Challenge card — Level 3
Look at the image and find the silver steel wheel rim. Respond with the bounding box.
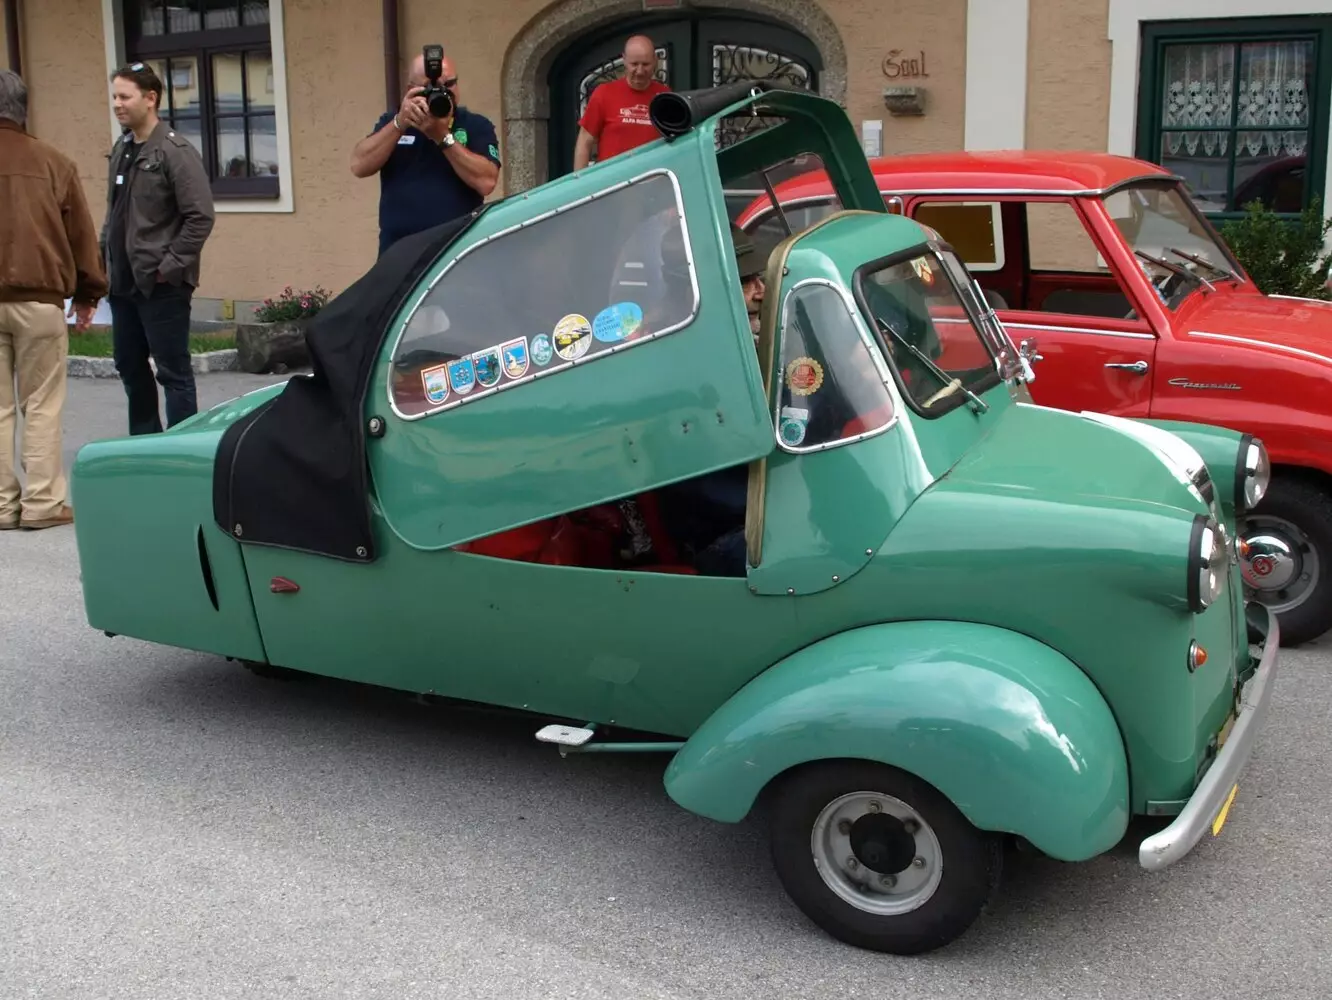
[1241,513,1321,614]
[810,791,943,916]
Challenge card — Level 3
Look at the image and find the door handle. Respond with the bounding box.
[1105,361,1149,374]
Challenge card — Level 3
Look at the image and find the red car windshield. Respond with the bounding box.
[1101,182,1243,309]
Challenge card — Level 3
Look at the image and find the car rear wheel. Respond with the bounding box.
[1240,476,1332,646]
[768,760,1001,955]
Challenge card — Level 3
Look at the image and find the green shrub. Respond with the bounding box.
[1219,197,1332,300]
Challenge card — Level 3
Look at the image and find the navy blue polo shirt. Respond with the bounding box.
[370,106,502,255]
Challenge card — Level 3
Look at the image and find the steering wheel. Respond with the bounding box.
[1124,262,1187,320]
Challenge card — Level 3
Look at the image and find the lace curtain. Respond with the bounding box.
[1161,39,1311,160]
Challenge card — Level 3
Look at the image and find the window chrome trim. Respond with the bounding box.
[1189,330,1332,367]
[1270,294,1332,307]
[738,174,1188,232]
[384,168,701,422]
[774,276,901,456]
[1001,321,1156,341]
[872,173,1185,198]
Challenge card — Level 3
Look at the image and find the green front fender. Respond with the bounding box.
[664,621,1130,862]
[1137,418,1245,522]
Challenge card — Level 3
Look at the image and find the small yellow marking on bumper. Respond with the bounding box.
[1212,783,1239,837]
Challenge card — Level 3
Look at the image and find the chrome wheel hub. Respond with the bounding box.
[1241,515,1320,613]
[810,792,943,916]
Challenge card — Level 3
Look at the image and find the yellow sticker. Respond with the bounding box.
[1212,783,1239,837]
[786,357,824,396]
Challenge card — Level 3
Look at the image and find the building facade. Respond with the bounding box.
[2,0,1329,314]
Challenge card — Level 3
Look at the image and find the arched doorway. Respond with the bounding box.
[545,10,824,180]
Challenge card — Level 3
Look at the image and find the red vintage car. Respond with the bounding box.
[736,151,1332,645]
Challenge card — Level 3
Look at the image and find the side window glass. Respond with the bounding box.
[913,201,1003,272]
[390,171,697,417]
[1025,201,1134,319]
[776,282,895,450]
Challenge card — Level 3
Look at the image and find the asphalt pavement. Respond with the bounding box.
[2,373,1330,998]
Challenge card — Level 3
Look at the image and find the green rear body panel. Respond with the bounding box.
[663,620,1130,862]
[70,383,283,662]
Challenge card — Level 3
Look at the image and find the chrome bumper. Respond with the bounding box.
[1138,603,1280,871]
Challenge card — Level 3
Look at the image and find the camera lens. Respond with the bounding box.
[429,89,453,118]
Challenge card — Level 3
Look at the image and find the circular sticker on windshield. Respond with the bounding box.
[779,417,807,446]
[531,333,554,366]
[786,357,824,396]
[593,302,644,343]
[553,313,593,361]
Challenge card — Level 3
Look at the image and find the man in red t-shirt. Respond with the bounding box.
[573,34,671,169]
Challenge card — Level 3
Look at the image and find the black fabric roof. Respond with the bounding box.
[212,209,486,563]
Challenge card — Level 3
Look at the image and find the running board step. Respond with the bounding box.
[535,724,596,747]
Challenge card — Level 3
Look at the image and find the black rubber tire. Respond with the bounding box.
[768,760,1002,955]
[1242,476,1332,647]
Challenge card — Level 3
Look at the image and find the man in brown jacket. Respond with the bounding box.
[100,63,214,435]
[0,69,107,531]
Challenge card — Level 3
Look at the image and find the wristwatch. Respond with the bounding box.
[440,131,457,149]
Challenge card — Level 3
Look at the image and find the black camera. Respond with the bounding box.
[420,44,455,119]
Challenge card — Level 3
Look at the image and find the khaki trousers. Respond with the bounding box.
[0,301,69,523]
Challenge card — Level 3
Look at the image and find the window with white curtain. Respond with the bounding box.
[1138,17,1332,218]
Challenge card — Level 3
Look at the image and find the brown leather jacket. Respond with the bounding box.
[99,120,215,297]
[0,119,108,307]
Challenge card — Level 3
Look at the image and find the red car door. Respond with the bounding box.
[907,194,1159,417]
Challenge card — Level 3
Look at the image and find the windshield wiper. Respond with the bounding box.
[1134,249,1215,293]
[872,313,988,413]
[1165,246,1236,282]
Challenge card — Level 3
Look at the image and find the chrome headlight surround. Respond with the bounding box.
[1235,434,1271,511]
[1188,515,1228,612]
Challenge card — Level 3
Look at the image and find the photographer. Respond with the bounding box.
[351,47,501,256]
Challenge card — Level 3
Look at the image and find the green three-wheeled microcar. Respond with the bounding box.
[72,80,1279,955]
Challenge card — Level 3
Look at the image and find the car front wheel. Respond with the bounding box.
[768,760,1001,955]
[1240,476,1332,646]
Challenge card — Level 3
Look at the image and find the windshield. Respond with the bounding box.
[855,248,1002,417]
[1101,182,1242,310]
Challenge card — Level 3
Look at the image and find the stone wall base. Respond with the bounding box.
[66,350,240,378]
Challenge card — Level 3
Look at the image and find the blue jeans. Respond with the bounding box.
[109,283,197,435]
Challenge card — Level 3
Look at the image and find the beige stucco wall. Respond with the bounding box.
[844,0,966,155]
[12,0,973,301]
[1025,0,1111,151]
[200,0,385,299]
[21,0,109,232]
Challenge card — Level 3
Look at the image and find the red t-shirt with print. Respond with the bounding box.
[579,77,672,161]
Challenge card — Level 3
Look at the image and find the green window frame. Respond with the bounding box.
[1135,15,1332,222]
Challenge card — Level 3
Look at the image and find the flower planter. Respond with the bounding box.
[235,318,313,374]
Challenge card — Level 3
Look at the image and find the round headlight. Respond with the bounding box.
[1237,435,1271,510]
[1189,516,1228,612]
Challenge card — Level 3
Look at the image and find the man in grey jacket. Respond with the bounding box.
[100,62,215,435]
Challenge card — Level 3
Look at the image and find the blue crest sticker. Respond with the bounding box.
[448,357,476,395]
[473,347,502,388]
[501,337,529,379]
[421,364,450,405]
[531,334,554,366]
[593,302,644,343]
